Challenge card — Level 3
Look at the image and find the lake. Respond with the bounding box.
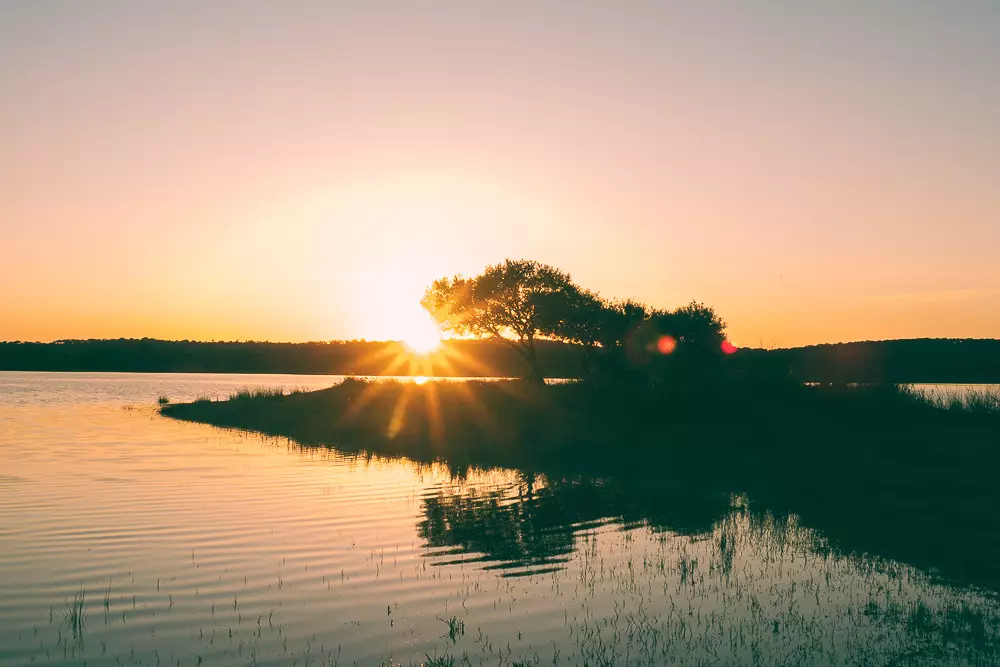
[2,372,999,666]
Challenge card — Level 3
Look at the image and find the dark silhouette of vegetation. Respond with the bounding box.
[150,258,1000,591]
[0,338,586,377]
[422,259,732,383]
[735,338,1000,384]
[3,337,1000,382]
[422,260,590,382]
[568,298,729,385]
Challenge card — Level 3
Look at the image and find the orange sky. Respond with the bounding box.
[2,2,999,348]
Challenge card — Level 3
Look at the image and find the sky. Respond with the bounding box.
[2,1,998,348]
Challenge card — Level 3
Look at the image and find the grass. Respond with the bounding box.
[439,615,465,643]
[163,378,999,470]
[228,386,288,401]
[65,585,86,639]
[184,386,305,405]
[925,387,1000,415]
[161,378,1000,589]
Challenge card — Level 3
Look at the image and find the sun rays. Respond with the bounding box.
[335,341,522,447]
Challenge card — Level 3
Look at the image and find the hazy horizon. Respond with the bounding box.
[3,2,999,347]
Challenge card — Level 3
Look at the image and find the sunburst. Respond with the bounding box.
[337,338,511,447]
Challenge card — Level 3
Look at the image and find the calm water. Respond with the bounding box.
[2,372,999,667]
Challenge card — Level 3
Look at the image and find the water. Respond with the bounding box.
[2,372,999,666]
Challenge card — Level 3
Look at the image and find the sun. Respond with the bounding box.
[400,311,443,355]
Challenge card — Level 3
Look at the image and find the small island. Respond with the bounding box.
[163,260,1000,590]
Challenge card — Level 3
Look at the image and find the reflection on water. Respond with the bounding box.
[418,475,732,575]
[1,372,999,666]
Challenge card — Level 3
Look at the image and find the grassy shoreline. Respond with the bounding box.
[162,379,1000,589]
[162,378,998,466]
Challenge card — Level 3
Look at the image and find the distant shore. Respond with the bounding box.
[5,337,1000,383]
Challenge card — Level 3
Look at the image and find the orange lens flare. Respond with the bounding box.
[657,336,677,355]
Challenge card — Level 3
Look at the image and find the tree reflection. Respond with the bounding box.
[416,473,735,573]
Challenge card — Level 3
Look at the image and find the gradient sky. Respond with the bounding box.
[2,1,998,347]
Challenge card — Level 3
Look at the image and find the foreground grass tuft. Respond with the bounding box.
[928,388,1000,415]
[228,386,287,401]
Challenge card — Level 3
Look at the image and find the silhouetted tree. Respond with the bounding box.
[421,260,731,385]
[421,259,587,381]
[652,301,726,351]
[563,296,648,349]
[638,302,728,384]
[558,296,651,382]
[564,298,729,385]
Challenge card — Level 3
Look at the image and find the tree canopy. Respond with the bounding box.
[421,260,589,380]
[423,259,729,382]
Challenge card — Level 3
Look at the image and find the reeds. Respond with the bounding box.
[65,585,86,637]
[924,388,1000,415]
[227,387,287,401]
[439,615,465,643]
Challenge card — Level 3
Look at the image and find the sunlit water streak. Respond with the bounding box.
[1,372,999,666]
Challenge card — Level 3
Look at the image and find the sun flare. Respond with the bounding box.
[400,312,444,355]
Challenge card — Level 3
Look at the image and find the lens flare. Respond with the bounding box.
[657,336,677,355]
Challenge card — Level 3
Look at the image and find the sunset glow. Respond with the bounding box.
[3,5,1000,664]
[2,4,999,346]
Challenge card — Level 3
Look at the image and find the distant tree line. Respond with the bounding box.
[3,337,999,383]
[3,254,998,383]
[0,338,585,378]
[736,339,1000,384]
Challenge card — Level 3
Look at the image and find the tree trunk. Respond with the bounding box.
[492,333,544,383]
[522,337,544,385]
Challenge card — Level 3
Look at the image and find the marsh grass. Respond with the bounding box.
[923,387,1000,415]
[164,378,999,468]
[225,386,313,402]
[228,387,287,401]
[65,586,86,639]
[438,615,465,643]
